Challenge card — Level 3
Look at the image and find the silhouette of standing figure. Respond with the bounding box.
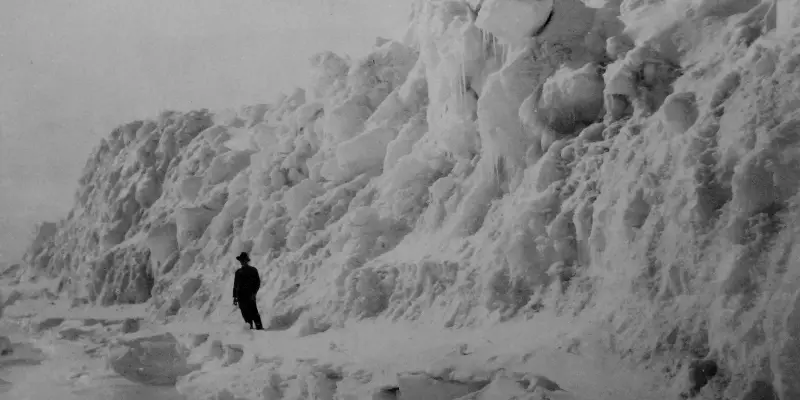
[232,252,263,330]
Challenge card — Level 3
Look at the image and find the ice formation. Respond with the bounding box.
[12,0,800,398]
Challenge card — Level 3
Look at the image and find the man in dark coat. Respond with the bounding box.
[232,252,263,330]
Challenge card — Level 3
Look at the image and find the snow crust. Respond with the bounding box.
[11,0,800,399]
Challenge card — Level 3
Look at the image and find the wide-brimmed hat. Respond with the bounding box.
[235,252,250,262]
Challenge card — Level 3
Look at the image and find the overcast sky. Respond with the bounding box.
[0,0,409,261]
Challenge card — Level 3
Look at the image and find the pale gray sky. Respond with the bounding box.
[0,0,410,261]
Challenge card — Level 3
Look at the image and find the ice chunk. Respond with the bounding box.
[100,218,131,249]
[436,115,480,157]
[322,94,374,145]
[347,40,418,108]
[135,170,162,208]
[294,102,325,130]
[240,103,269,127]
[251,123,279,151]
[307,51,350,100]
[145,222,179,264]
[606,35,635,60]
[227,169,250,196]
[205,150,253,186]
[175,206,221,248]
[284,179,324,219]
[222,127,257,152]
[319,156,350,183]
[135,120,157,141]
[778,0,800,36]
[476,0,554,45]
[384,112,428,170]
[207,196,249,241]
[336,127,397,179]
[179,176,204,202]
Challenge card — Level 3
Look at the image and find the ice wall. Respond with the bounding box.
[21,0,800,398]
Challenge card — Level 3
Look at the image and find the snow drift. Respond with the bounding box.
[17,0,800,398]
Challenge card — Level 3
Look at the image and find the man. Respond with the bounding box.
[232,252,263,330]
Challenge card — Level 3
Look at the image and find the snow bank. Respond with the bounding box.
[18,0,800,398]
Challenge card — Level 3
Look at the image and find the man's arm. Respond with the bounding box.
[233,270,240,303]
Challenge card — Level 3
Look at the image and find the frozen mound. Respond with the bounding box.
[18,0,800,398]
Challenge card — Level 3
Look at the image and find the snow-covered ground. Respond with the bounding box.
[1,276,668,399]
[0,279,183,399]
[5,0,800,399]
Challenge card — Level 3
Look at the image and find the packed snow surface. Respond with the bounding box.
[6,0,800,399]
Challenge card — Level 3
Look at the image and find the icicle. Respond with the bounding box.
[482,27,489,57]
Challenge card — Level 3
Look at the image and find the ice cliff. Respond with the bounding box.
[18,0,800,398]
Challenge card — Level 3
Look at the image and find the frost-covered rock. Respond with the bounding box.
[2,289,21,308]
[107,332,199,386]
[0,336,12,356]
[120,317,140,334]
[526,63,605,136]
[661,92,699,134]
[396,372,489,400]
[223,344,244,366]
[58,326,93,341]
[31,317,65,333]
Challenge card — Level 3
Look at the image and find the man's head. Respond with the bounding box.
[235,252,250,265]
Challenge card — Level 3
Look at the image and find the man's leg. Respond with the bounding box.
[239,302,253,329]
[251,301,264,330]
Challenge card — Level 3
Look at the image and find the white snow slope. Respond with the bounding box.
[9,0,800,399]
